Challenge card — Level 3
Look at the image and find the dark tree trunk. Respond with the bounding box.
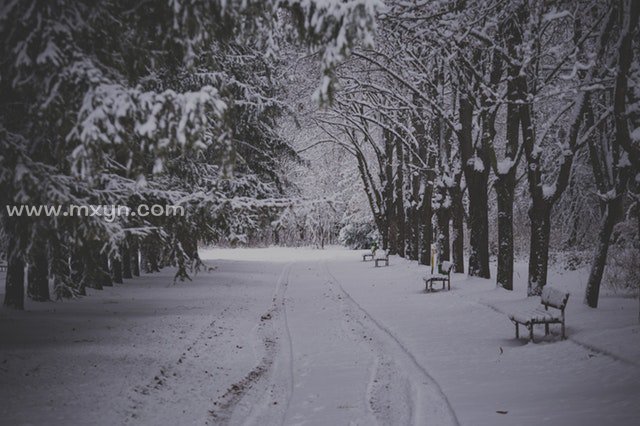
[82,243,105,290]
[493,32,521,290]
[27,238,50,301]
[410,209,419,261]
[405,205,415,260]
[583,0,639,308]
[101,253,113,287]
[585,198,623,308]
[517,4,614,295]
[496,175,515,290]
[49,239,73,299]
[459,93,490,279]
[395,133,406,257]
[388,216,398,254]
[418,146,434,266]
[70,249,86,296]
[413,96,433,266]
[527,202,551,296]
[4,223,26,309]
[611,0,640,170]
[405,148,419,261]
[409,149,420,261]
[405,205,413,258]
[435,204,450,271]
[466,170,490,278]
[459,45,501,281]
[121,242,133,279]
[450,184,465,273]
[394,200,406,259]
[131,238,140,277]
[378,213,389,251]
[384,129,397,253]
[111,255,123,284]
[419,184,433,266]
[144,241,160,273]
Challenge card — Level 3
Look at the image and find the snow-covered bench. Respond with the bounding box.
[424,261,454,292]
[362,250,374,262]
[508,287,570,342]
[0,262,6,272]
[374,249,389,267]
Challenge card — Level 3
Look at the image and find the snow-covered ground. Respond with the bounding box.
[1,247,639,425]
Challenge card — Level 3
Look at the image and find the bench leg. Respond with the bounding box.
[515,323,519,339]
[561,321,566,340]
[447,278,450,291]
[545,323,549,336]
[529,324,534,343]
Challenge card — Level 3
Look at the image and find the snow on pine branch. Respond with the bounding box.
[284,0,380,103]
[69,83,227,178]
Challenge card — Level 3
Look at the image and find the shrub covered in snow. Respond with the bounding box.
[604,218,640,295]
[338,222,378,249]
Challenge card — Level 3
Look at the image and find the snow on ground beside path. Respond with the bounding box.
[0,261,284,426]
[328,251,640,425]
[1,246,639,426]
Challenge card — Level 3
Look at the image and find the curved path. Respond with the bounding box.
[4,249,638,425]
[212,260,457,426]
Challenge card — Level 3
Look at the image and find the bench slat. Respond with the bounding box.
[440,261,454,273]
[509,308,561,324]
[541,287,570,310]
[507,286,570,342]
[374,250,388,260]
[426,274,449,281]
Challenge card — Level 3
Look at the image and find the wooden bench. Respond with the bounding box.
[508,287,570,342]
[0,262,6,272]
[362,250,374,262]
[374,250,389,267]
[424,261,454,292]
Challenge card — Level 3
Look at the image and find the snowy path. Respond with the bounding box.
[2,247,639,425]
[322,261,458,426]
[212,259,457,426]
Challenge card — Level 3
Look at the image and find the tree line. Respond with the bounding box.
[316,0,639,306]
[0,0,377,309]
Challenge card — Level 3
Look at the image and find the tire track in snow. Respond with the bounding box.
[210,262,294,426]
[321,260,459,426]
[125,304,233,424]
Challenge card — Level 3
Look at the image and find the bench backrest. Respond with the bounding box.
[541,287,570,310]
[440,261,454,275]
[374,249,388,260]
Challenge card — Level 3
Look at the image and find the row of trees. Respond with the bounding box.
[0,0,378,309]
[317,0,639,306]
[2,0,637,310]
